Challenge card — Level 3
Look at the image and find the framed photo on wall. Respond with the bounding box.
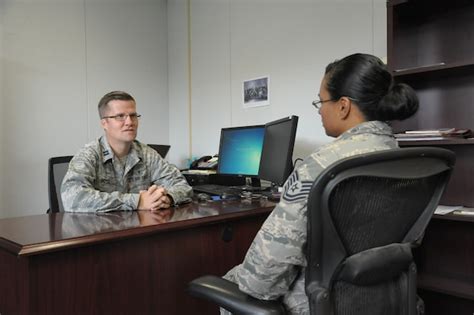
[243,76,269,108]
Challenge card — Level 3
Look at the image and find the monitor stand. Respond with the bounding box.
[240,180,281,201]
[240,178,272,192]
[251,177,261,188]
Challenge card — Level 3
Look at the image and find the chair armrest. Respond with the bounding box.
[188,275,287,315]
[338,243,413,285]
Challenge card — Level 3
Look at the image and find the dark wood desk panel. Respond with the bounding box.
[0,199,275,315]
[414,214,474,314]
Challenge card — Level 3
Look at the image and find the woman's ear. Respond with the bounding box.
[337,96,352,120]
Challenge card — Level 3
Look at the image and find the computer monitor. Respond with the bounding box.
[217,125,265,177]
[258,115,298,186]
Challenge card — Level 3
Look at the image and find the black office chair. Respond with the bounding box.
[148,144,171,158]
[188,147,455,315]
[47,155,73,213]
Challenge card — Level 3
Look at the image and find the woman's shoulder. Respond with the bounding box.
[305,141,347,170]
[290,153,327,185]
[310,122,396,167]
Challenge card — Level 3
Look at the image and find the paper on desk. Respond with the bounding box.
[434,205,463,215]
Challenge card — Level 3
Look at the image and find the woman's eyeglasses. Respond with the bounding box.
[312,97,359,110]
[312,99,335,110]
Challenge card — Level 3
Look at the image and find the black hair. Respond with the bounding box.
[98,91,135,118]
[324,53,418,121]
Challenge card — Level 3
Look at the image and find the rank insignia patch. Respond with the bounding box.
[282,171,313,203]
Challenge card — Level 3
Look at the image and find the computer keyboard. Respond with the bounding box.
[193,184,242,196]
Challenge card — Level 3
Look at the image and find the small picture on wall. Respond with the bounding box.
[243,76,269,108]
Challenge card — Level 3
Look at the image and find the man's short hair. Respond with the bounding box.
[98,91,135,118]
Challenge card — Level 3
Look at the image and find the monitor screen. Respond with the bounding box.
[258,115,298,186]
[217,125,265,177]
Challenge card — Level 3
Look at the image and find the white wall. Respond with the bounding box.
[0,0,168,218]
[169,0,387,165]
[1,0,87,218]
[0,0,386,218]
[84,0,169,143]
[167,0,190,168]
[189,0,233,158]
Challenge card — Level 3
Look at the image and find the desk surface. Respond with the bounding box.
[0,200,275,315]
[0,198,275,256]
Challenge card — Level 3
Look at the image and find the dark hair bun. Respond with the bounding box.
[377,83,419,121]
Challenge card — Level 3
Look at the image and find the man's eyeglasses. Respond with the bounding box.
[101,113,142,121]
[312,99,335,110]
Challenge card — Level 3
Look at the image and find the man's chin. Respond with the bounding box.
[122,135,137,142]
[123,132,137,138]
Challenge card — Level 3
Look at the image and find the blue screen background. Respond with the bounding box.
[218,127,265,176]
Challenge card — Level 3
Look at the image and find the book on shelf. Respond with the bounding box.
[395,128,471,140]
[395,135,446,141]
[404,128,456,135]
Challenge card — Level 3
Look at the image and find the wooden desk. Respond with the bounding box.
[0,199,274,315]
[414,214,474,314]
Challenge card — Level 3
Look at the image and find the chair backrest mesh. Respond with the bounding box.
[48,156,73,213]
[305,148,455,315]
[329,174,440,255]
[53,162,71,212]
[333,274,407,315]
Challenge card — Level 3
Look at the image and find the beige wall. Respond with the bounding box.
[169,0,387,164]
[0,0,168,218]
[0,0,386,218]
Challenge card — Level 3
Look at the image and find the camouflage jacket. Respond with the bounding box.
[61,136,192,212]
[222,121,399,315]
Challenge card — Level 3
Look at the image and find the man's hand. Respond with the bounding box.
[138,185,172,211]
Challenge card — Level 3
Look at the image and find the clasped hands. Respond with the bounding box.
[138,185,172,211]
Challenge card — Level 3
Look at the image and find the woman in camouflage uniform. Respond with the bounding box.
[222,53,419,315]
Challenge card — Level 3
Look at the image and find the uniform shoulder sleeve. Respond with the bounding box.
[281,156,325,204]
[227,156,325,300]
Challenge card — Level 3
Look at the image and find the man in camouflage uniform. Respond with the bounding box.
[222,121,399,315]
[61,91,192,213]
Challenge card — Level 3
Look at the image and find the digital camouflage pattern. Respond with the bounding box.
[61,136,192,212]
[222,121,399,315]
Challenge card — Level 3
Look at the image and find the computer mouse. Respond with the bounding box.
[196,193,212,202]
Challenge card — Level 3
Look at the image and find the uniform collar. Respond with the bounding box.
[338,121,393,140]
[99,136,143,165]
